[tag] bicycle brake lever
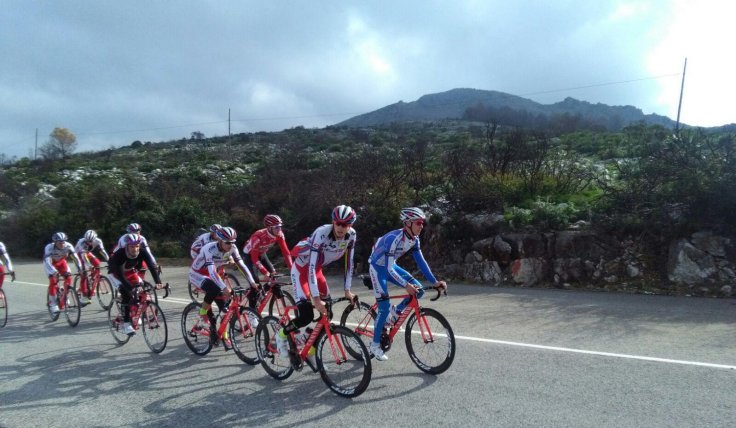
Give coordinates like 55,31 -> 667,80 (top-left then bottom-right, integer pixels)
162,283 -> 171,299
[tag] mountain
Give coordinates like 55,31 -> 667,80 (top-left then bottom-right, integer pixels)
337,88 -> 678,130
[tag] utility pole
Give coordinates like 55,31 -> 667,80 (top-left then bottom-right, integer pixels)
675,57 -> 687,133
228,108 -> 231,139
35,128 -> 38,160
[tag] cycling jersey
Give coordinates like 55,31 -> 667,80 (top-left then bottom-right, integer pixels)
290,224 -> 355,300
43,242 -> 82,276
74,237 -> 110,264
114,234 -> 158,266
108,246 -> 162,289
242,228 -> 293,275
0,241 -> 13,272
190,241 -> 255,290
369,229 -> 437,287
190,232 -> 216,259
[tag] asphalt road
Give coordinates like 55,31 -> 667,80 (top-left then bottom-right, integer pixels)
1,260 -> 735,427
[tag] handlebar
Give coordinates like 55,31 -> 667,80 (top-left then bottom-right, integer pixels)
429,285 -> 448,301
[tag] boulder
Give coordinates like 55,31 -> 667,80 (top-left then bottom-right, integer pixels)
511,258 -> 548,286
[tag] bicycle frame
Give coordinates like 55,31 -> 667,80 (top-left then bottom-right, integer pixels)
257,278 -> 292,316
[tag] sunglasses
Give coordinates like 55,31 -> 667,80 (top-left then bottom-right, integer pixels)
413,220 -> 426,226
334,221 -> 352,228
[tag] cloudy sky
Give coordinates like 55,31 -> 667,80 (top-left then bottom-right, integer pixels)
1,0 -> 733,159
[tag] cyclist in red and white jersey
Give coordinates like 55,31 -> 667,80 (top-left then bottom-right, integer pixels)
114,223 -> 158,278
74,229 -> 110,306
190,224 -> 222,259
274,205 -> 357,357
242,214 -> 293,308
0,241 -> 16,286
43,232 -> 82,314
189,226 -> 256,348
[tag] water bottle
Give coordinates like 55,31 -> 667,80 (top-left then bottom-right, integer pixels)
295,328 -> 308,349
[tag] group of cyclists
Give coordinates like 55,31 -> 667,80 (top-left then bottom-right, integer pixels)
1,204 -> 448,362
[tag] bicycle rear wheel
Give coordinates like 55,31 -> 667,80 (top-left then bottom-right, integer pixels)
255,316 -> 293,380
0,289 -> 7,328
230,306 -> 260,365
95,276 -> 115,310
404,307 -> 455,374
188,281 -> 204,304
317,325 -> 372,398
180,302 -> 213,355
267,289 -> 296,317
142,302 -> 168,353
64,289 -> 81,327
339,301 -> 376,359
47,287 -> 60,321
108,300 -> 131,345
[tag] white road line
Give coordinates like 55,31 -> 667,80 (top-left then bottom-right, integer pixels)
13,280 -> 736,370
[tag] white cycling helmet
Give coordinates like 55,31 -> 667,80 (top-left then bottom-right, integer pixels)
399,207 -> 426,223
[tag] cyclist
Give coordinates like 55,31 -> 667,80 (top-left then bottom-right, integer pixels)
242,214 -> 293,308
0,241 -> 15,287
74,229 -> 110,306
274,205 -> 357,358
367,207 -> 448,361
190,224 -> 222,259
114,223 -> 159,279
189,226 -> 256,349
43,232 -> 82,314
108,234 -> 163,336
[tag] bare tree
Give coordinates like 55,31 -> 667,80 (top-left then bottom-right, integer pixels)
40,127 -> 77,160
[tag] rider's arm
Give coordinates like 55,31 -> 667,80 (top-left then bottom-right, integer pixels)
140,237 -> 159,267
231,248 -> 257,287
343,238 -> 355,291
97,239 -> 110,262
42,245 -> 58,276
0,244 -> 14,272
69,247 -> 83,273
410,239 -> 438,285
307,234 -> 323,299
277,235 -> 293,270
141,248 -> 163,285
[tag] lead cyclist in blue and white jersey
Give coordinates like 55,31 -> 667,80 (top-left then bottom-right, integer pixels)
367,207 -> 447,361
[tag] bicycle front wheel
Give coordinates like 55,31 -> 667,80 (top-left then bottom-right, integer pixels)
317,325 -> 372,398
180,302 -> 213,355
64,289 -> 81,328
108,300 -> 131,345
188,281 -> 204,304
230,306 -> 260,365
404,307 -> 455,374
255,316 -> 293,380
339,301 -> 376,359
0,289 -> 7,328
142,302 -> 168,353
267,289 -> 296,317
143,281 -> 159,305
96,276 -> 115,310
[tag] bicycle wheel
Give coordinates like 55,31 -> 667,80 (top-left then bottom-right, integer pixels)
142,302 -> 168,353
267,289 -> 296,317
0,289 -> 7,328
317,325 -> 372,398
230,306 -> 260,365
143,281 -> 159,305
108,299 -> 131,345
223,272 -> 240,289
188,281 -> 204,304
64,289 -> 81,327
180,302 -> 213,355
404,307 -> 455,374
339,301 -> 376,358
95,276 -> 115,310
47,287 -> 60,322
256,315 -> 293,380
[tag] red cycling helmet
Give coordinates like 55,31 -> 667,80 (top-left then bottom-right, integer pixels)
263,214 -> 283,228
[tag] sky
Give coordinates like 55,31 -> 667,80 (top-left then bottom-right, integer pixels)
1,0 -> 734,159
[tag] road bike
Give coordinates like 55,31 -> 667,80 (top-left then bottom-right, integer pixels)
340,283 -> 455,374
0,271 -> 13,328
73,266 -> 115,310
255,298 -> 372,398
251,274 -> 296,317
188,266 -> 240,304
108,281 -> 170,353
47,272 -> 82,327
181,286 -> 261,364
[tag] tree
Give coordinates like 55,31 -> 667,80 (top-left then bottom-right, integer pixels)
40,127 -> 77,160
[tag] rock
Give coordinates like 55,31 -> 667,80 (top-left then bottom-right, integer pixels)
690,231 -> 728,257
626,264 -> 640,278
667,239 -> 717,285
510,258 -> 547,286
464,251 -> 483,264
720,285 -> 733,297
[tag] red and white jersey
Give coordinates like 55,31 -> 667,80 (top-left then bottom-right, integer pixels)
0,241 -> 13,271
190,241 -> 254,289
74,237 -> 110,261
43,242 -> 81,273
190,232 -> 216,259
292,224 -> 355,294
242,228 -> 293,274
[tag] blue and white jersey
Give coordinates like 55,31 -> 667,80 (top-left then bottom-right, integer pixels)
368,229 -> 437,287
